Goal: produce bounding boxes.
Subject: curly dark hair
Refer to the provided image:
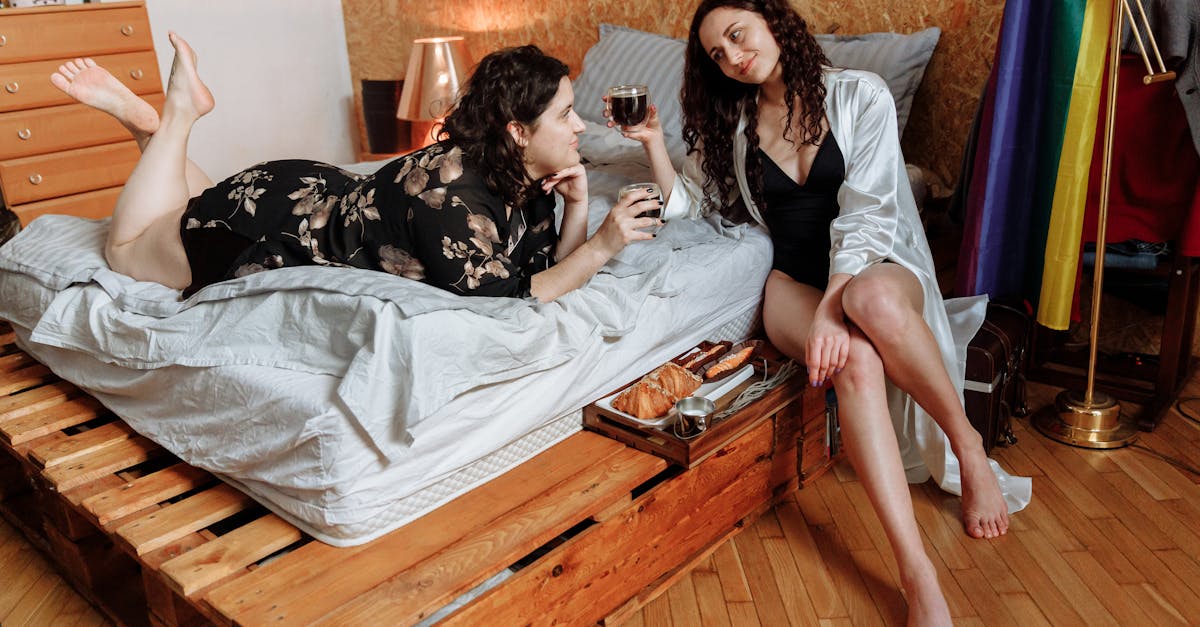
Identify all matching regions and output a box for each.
[681,0,828,221]
[441,45,569,209]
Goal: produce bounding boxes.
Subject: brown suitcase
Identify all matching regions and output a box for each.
[964,302,1031,452]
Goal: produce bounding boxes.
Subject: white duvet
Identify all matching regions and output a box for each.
[0,155,774,544]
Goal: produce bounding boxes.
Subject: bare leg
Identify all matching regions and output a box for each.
[50,56,213,195]
[762,271,951,627]
[103,32,214,288]
[841,263,1010,539]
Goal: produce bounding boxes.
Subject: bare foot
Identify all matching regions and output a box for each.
[162,31,214,122]
[902,562,952,627]
[959,445,1009,539]
[50,57,159,141]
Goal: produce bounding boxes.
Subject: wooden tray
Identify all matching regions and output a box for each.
[584,340,827,468]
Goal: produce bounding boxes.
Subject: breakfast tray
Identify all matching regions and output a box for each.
[584,341,827,468]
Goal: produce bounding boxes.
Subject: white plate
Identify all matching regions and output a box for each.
[595,364,757,428]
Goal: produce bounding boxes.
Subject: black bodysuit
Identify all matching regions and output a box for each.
[759,134,846,290]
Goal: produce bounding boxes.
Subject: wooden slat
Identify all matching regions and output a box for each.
[0,351,34,373]
[441,419,777,627]
[246,444,661,625]
[41,434,161,491]
[0,381,78,429]
[115,483,253,556]
[0,363,55,396]
[30,420,134,469]
[160,514,302,596]
[2,396,107,447]
[81,463,212,527]
[202,432,640,623]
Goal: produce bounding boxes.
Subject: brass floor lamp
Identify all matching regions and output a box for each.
[1034,0,1177,448]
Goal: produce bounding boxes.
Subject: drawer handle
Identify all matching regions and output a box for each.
[28,173,42,186]
[0,35,7,47]
[17,128,30,140]
[5,82,17,94]
[120,24,135,36]
[130,68,144,80]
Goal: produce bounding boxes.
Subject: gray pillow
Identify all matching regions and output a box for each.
[814,27,941,137]
[572,24,940,140]
[572,24,687,137]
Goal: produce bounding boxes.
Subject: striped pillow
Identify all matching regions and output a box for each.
[815,28,941,137]
[572,24,687,138]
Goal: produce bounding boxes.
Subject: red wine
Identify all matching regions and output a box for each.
[609,87,649,126]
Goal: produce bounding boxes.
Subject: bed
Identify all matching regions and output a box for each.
[0,22,946,624]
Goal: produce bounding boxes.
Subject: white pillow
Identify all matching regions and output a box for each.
[572,24,687,138]
[815,28,941,137]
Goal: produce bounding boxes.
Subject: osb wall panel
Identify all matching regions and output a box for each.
[342,0,1003,188]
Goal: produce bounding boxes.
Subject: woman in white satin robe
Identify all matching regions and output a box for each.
[612,0,1031,623]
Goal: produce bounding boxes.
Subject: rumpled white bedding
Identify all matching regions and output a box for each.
[0,153,774,544]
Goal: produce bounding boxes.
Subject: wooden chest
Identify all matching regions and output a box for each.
[0,0,161,225]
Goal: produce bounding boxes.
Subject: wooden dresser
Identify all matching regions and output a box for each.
[0,0,161,226]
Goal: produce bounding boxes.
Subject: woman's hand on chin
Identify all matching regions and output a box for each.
[540,163,588,205]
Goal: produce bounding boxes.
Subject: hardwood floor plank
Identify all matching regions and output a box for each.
[1156,548,1200,599]
[2,567,59,626]
[812,473,874,552]
[915,525,975,619]
[22,579,76,626]
[712,539,755,603]
[731,528,792,626]
[1108,447,1181,500]
[991,526,1087,625]
[665,572,702,627]
[1124,582,1190,626]
[1090,517,1200,619]
[925,488,1026,595]
[1010,529,1118,627]
[997,592,1052,627]
[761,535,821,626]
[643,591,672,627]
[1096,471,1185,552]
[691,570,733,627]
[951,568,1017,627]
[849,548,906,626]
[726,601,762,627]
[1030,479,1144,584]
[807,522,885,626]
[794,483,834,526]
[775,496,848,619]
[840,480,900,586]
[1060,550,1154,626]
[911,483,972,571]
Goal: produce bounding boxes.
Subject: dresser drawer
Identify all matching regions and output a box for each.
[0,140,139,205]
[0,51,161,113]
[0,92,162,160]
[13,185,121,225]
[0,6,153,64]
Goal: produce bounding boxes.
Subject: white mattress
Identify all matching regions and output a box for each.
[0,150,772,546]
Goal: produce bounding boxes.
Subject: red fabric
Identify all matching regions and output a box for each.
[1071,56,1200,322]
[1082,56,1200,253]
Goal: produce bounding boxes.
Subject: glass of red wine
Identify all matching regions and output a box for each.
[619,182,663,233]
[607,84,650,127]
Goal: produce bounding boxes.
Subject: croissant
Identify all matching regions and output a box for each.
[612,379,676,419]
[648,362,702,400]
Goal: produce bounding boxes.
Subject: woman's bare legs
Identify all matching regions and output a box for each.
[50,56,213,196]
[840,263,1009,541]
[763,270,951,627]
[96,32,213,288]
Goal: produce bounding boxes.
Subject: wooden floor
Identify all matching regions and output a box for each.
[4,378,1200,626]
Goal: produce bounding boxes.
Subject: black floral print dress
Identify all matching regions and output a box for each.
[178,142,558,298]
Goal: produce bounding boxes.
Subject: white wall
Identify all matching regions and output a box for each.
[144,0,357,181]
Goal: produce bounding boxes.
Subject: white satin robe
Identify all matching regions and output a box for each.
[662,68,1032,513]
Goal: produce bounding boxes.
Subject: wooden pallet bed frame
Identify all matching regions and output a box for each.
[0,320,838,626]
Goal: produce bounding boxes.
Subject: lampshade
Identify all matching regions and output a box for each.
[397,36,470,122]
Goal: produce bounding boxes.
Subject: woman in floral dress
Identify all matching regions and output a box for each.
[50,34,662,301]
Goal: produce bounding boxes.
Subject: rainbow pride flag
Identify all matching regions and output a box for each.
[956,0,1114,330]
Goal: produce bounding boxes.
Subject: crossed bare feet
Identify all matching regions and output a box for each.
[50,31,213,138]
[958,444,1010,539]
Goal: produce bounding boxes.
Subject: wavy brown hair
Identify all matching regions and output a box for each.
[682,0,828,221]
[441,45,569,208]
